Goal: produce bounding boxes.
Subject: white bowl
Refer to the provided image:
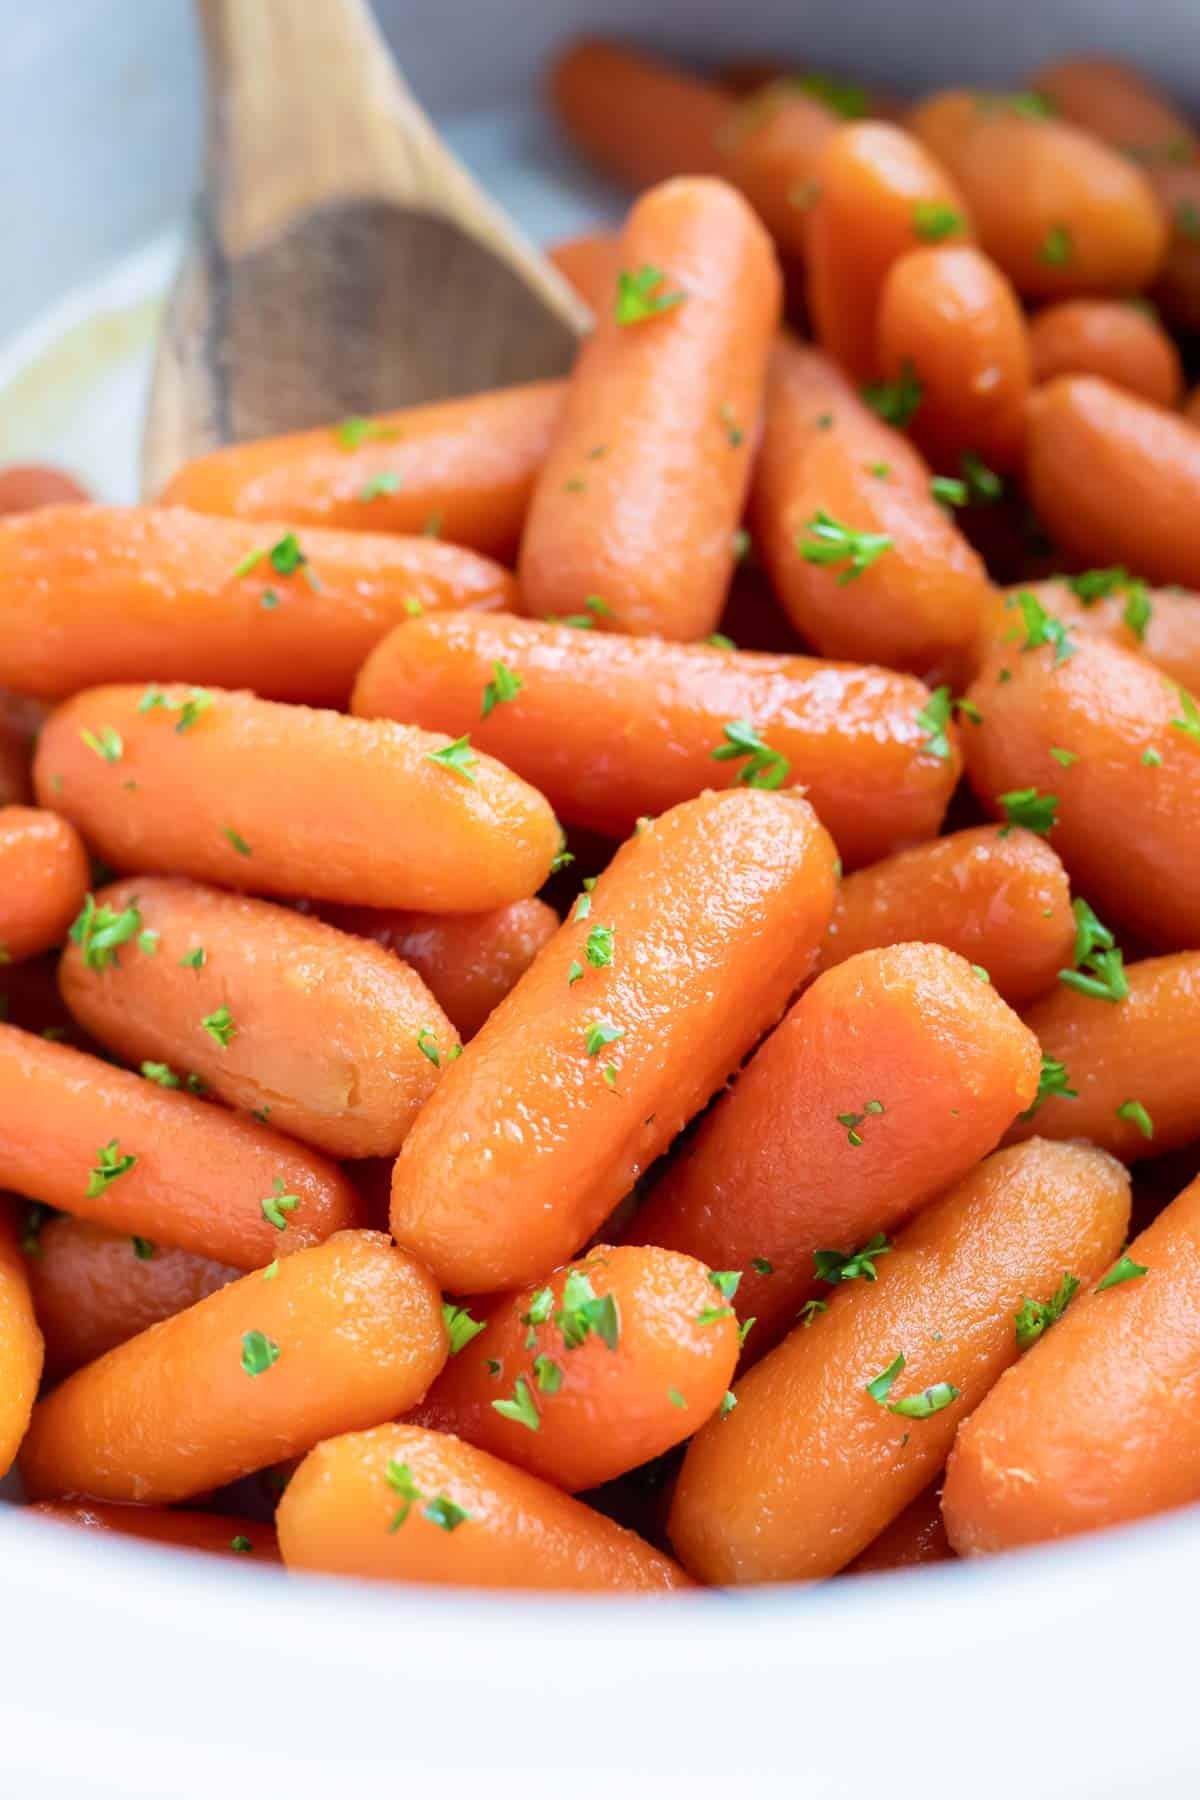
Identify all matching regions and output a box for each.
[2,5,1199,1795]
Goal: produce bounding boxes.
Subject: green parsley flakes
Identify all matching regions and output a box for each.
[711,718,791,788]
[614,264,687,325]
[799,511,894,582]
[481,661,523,719]
[85,1140,136,1198]
[240,1330,280,1376]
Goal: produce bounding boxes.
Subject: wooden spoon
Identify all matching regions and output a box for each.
[141,0,588,496]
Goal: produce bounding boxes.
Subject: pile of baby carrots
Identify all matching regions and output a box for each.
[4,40,1200,1593]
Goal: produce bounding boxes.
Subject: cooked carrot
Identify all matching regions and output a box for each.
[277,1421,692,1591]
[410,1243,739,1490]
[716,80,838,263]
[25,1214,237,1381]
[351,610,960,867]
[908,90,1167,298]
[391,789,838,1293]
[59,877,459,1158]
[631,942,1040,1347]
[322,897,558,1040]
[963,632,1200,948]
[814,825,1074,1007]
[0,806,89,963]
[806,121,972,382]
[19,1229,445,1504]
[1148,165,1200,332]
[520,178,780,640]
[943,1168,1200,1552]
[0,1199,44,1477]
[1031,56,1198,166]
[0,465,90,513]
[30,1500,281,1561]
[547,232,618,313]
[550,39,731,188]
[0,1024,362,1270]
[845,1483,953,1574]
[0,505,513,706]
[976,578,1200,696]
[34,684,560,911]
[1027,299,1183,409]
[1007,953,1200,1162]
[1025,376,1200,587]
[749,336,992,677]
[876,246,1030,471]
[668,1138,1130,1583]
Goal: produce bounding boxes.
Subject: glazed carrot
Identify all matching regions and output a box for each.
[1031,57,1198,166]
[34,685,560,911]
[410,1243,739,1491]
[25,1214,237,1381]
[30,1500,281,1562]
[0,1199,43,1478]
[908,91,1167,298]
[0,1024,362,1269]
[0,465,90,513]
[351,610,961,866]
[20,1230,446,1504]
[0,505,513,706]
[323,897,558,1041]
[749,336,992,677]
[631,943,1041,1346]
[0,807,89,963]
[277,1422,692,1591]
[715,80,838,262]
[1027,300,1183,409]
[1148,165,1200,332]
[943,1169,1200,1552]
[521,179,779,640]
[1007,953,1200,1162]
[1025,377,1200,587]
[814,825,1074,1007]
[550,39,731,187]
[59,877,460,1158]
[976,578,1200,697]
[963,632,1200,948]
[158,384,563,561]
[667,1138,1130,1583]
[391,789,838,1293]
[547,232,618,313]
[806,121,972,382]
[875,246,1030,471]
[845,1483,953,1574]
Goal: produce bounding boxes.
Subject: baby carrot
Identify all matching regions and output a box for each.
[549,39,731,189]
[322,897,558,1041]
[845,1483,953,1575]
[976,579,1200,697]
[0,465,90,513]
[351,610,961,867]
[277,1421,693,1591]
[1027,299,1183,409]
[963,632,1200,948]
[519,177,781,639]
[875,246,1030,471]
[410,1243,740,1490]
[630,942,1041,1346]
[30,1500,281,1562]
[34,684,560,911]
[0,505,513,706]
[0,1024,362,1270]
[1031,56,1198,166]
[390,789,839,1293]
[1008,953,1200,1162]
[668,1138,1130,1583]
[20,1230,446,1504]
[814,825,1074,1007]
[25,1214,237,1381]
[715,80,839,264]
[0,806,89,963]
[59,877,460,1158]
[908,90,1166,298]
[158,383,563,561]
[1025,376,1200,588]
[806,121,972,381]
[547,232,618,313]
[751,337,991,679]
[0,1199,43,1477]
[943,1169,1200,1552]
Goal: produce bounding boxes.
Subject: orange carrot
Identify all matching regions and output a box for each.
[814,825,1074,1007]
[277,1421,692,1591]
[0,505,513,706]
[519,177,781,639]
[351,610,961,867]
[34,684,560,911]
[668,1138,1129,1582]
[1031,57,1198,166]
[845,1483,953,1574]
[30,1500,281,1561]
[549,39,731,188]
[547,232,618,313]
[0,1198,43,1477]
[976,578,1200,697]
[20,1230,446,1504]
[1028,299,1184,409]
[391,789,838,1293]
[0,1024,362,1270]
[0,465,90,513]
[630,943,1041,1346]
[410,1243,739,1490]
[715,80,839,262]
[0,806,89,963]
[59,877,460,1157]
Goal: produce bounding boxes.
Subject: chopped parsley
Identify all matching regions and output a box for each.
[555,1267,619,1350]
[201,1005,237,1047]
[960,451,1004,504]
[1017,590,1074,662]
[584,1018,624,1057]
[335,416,400,448]
[140,1060,180,1088]
[614,265,687,325]
[1170,688,1200,743]
[261,1178,300,1231]
[70,894,142,970]
[865,1353,959,1417]
[711,718,791,789]
[80,726,123,763]
[1097,1255,1149,1292]
[862,361,922,428]
[915,685,954,759]
[240,1330,280,1376]
[425,735,478,782]
[1039,224,1074,266]
[997,787,1058,836]
[492,1374,540,1432]
[85,1139,136,1198]
[1058,898,1127,1003]
[1014,1272,1079,1349]
[358,471,401,501]
[443,1302,485,1355]
[813,1232,891,1285]
[481,661,523,719]
[585,924,615,968]
[138,686,214,733]
[912,200,965,241]
[1020,1053,1077,1117]
[224,827,252,857]
[131,1237,155,1261]
[1116,1099,1154,1139]
[930,475,968,509]
[836,1097,885,1147]
[799,511,893,582]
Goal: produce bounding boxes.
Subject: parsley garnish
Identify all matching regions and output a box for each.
[799,511,893,582]
[138,686,213,733]
[492,1374,540,1432]
[416,1026,445,1068]
[1015,1272,1079,1349]
[201,1005,236,1047]
[961,451,1004,504]
[224,827,252,857]
[719,1390,738,1418]
[915,685,954,759]
[85,1139,135,1198]
[358,471,401,501]
[1020,1053,1077,1117]
[1170,688,1200,743]
[585,924,615,968]
[480,661,523,719]
[614,265,687,325]
[70,894,142,971]
[1039,224,1073,266]
[443,1302,485,1355]
[708,1270,742,1300]
[862,361,922,427]
[1058,899,1127,1003]
[836,1098,884,1146]
[796,69,869,117]
[423,1494,469,1532]
[584,1018,624,1057]
[866,1353,960,1417]
[912,200,965,241]
[240,1330,280,1376]
[1017,590,1074,662]
[533,1354,563,1394]
[80,727,123,763]
[997,788,1058,835]
[140,1060,180,1088]
[261,1178,299,1231]
[1096,1254,1149,1292]
[555,1268,620,1350]
[230,1535,253,1553]
[711,718,791,789]
[335,416,400,448]
[930,475,968,508]
[385,1458,421,1530]
[179,946,206,969]
[813,1232,891,1285]
[131,1237,155,1261]
[425,735,478,782]
[1116,1099,1154,1139]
